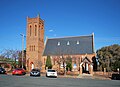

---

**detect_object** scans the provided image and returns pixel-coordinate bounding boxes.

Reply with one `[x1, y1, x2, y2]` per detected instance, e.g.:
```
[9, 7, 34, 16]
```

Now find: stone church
[26, 15, 96, 75]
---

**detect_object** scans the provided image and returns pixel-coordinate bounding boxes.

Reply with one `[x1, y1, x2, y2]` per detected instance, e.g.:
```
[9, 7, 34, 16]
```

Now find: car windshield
[32, 69, 40, 71]
[15, 68, 23, 70]
[0, 68, 4, 70]
[48, 70, 56, 72]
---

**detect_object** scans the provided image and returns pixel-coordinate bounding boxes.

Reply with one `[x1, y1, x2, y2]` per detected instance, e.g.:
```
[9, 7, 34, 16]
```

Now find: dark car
[12, 68, 26, 75]
[111, 73, 120, 80]
[0, 67, 6, 74]
[30, 69, 41, 76]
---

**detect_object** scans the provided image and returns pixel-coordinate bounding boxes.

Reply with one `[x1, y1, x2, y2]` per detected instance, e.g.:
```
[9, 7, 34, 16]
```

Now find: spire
[92, 32, 94, 37]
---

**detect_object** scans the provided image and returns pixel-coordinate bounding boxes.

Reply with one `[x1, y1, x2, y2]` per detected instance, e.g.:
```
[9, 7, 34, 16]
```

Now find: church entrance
[30, 62, 34, 70]
[80, 57, 93, 75]
[82, 62, 90, 74]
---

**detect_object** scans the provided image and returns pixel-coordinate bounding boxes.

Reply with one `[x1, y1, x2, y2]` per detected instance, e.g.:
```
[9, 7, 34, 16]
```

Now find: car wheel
[22, 72, 26, 75]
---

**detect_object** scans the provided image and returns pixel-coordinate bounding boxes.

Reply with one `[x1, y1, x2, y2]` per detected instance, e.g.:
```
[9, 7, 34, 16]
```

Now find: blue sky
[0, 0, 120, 52]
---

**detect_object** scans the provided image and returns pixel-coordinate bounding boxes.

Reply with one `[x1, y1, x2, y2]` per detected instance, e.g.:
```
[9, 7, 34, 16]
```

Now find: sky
[0, 0, 120, 52]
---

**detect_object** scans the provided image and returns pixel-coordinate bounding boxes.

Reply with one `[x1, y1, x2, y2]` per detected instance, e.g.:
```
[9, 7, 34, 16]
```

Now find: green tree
[45, 56, 52, 69]
[97, 44, 120, 71]
[66, 57, 72, 71]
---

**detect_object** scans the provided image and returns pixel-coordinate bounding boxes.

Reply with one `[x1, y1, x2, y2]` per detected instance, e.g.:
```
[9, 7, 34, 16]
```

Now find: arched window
[57, 42, 60, 46]
[32, 46, 33, 51]
[29, 45, 31, 51]
[67, 41, 70, 45]
[35, 25, 37, 36]
[30, 25, 32, 36]
[77, 41, 80, 44]
[34, 45, 35, 51]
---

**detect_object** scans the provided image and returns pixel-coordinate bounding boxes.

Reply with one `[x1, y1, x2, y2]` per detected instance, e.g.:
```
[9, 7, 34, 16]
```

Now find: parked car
[12, 68, 26, 75]
[111, 73, 120, 80]
[0, 67, 6, 74]
[46, 69, 57, 78]
[30, 69, 41, 77]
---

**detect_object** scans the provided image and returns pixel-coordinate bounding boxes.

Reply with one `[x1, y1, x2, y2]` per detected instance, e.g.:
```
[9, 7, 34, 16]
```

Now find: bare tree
[2, 49, 13, 59]
[1, 49, 20, 68]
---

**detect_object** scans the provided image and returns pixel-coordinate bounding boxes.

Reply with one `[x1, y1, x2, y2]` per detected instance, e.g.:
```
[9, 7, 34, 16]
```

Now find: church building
[43, 34, 95, 74]
[26, 15, 96, 75]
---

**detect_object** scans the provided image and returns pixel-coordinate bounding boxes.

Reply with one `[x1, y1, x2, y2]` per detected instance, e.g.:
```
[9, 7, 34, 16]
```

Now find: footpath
[57, 74, 111, 80]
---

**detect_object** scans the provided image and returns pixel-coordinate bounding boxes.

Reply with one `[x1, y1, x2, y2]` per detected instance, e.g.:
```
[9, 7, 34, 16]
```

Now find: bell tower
[26, 14, 44, 71]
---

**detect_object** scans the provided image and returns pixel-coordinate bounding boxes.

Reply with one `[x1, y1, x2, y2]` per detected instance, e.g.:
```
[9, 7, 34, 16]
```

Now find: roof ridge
[48, 34, 92, 40]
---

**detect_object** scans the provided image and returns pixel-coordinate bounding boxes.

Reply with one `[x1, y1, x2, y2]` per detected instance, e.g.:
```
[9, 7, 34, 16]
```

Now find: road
[0, 75, 120, 87]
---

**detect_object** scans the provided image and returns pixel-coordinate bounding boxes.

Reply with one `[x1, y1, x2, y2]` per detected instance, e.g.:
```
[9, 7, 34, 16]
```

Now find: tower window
[32, 46, 33, 51]
[35, 25, 37, 36]
[29, 45, 31, 51]
[34, 45, 35, 51]
[30, 25, 32, 36]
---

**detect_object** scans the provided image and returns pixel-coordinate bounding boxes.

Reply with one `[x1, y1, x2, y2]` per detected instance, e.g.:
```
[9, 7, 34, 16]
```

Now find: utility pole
[20, 34, 25, 68]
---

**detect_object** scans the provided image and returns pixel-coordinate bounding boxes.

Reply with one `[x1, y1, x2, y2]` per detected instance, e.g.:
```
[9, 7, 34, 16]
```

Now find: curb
[6, 73, 111, 80]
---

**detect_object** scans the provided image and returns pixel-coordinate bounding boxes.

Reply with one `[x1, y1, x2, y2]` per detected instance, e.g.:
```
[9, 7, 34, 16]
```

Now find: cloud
[49, 29, 54, 32]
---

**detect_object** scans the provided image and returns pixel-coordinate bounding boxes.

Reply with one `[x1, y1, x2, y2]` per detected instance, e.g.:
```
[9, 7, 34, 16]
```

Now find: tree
[45, 56, 52, 69]
[92, 56, 97, 71]
[96, 44, 120, 71]
[0, 49, 21, 69]
[66, 57, 72, 71]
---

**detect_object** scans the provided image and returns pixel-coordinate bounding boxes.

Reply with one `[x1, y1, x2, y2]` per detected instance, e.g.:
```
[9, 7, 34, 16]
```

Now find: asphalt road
[0, 75, 120, 87]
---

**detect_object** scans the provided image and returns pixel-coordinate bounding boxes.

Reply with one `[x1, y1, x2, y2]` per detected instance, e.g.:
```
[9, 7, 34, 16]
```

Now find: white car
[46, 69, 57, 78]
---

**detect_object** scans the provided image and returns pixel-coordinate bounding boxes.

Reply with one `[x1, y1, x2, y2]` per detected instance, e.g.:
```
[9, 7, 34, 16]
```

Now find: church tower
[26, 14, 44, 71]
